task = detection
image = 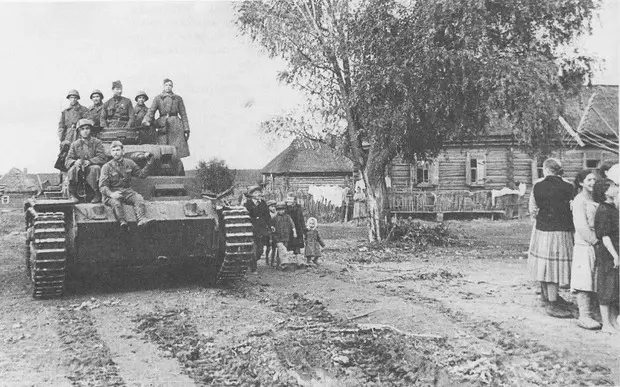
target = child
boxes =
[271,202,297,270]
[304,217,325,266]
[266,200,278,267]
[593,178,619,333]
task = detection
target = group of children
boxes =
[263,200,326,270]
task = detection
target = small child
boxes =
[266,200,278,267]
[304,217,325,266]
[271,202,297,270]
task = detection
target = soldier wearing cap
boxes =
[143,78,191,158]
[86,89,104,132]
[244,185,270,273]
[101,80,134,129]
[58,89,88,145]
[65,119,106,203]
[133,91,155,144]
[99,141,155,229]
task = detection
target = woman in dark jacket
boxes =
[528,158,575,318]
[285,193,307,265]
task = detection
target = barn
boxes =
[261,138,354,196]
[387,85,619,218]
[0,168,40,211]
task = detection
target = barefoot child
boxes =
[304,217,325,266]
[593,178,619,333]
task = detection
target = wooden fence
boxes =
[388,189,524,218]
[262,189,341,223]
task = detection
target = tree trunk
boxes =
[360,165,389,242]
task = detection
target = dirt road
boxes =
[0,213,617,386]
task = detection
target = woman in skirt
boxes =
[528,158,575,318]
[570,170,601,329]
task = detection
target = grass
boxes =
[0,211,23,235]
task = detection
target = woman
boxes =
[570,170,600,329]
[285,193,306,266]
[593,177,620,333]
[352,186,366,226]
[528,158,575,318]
[142,79,191,158]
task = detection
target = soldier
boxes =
[101,80,134,129]
[86,89,104,134]
[133,91,155,144]
[142,78,190,158]
[99,141,155,230]
[58,89,88,146]
[65,119,106,203]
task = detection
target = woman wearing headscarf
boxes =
[528,158,575,318]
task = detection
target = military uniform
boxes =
[144,92,190,158]
[101,96,134,128]
[58,91,88,144]
[86,89,105,130]
[99,145,153,227]
[133,91,154,144]
[65,136,106,199]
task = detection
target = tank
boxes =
[23,127,254,299]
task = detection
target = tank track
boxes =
[218,206,254,282]
[26,212,67,299]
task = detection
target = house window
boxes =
[416,162,430,184]
[1,195,9,205]
[536,159,544,179]
[585,159,600,169]
[466,153,486,186]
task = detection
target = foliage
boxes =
[387,218,456,247]
[194,158,235,195]
[236,0,600,238]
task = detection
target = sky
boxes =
[0,1,617,174]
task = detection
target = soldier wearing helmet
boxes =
[65,119,106,203]
[58,89,88,146]
[86,89,105,133]
[101,80,134,129]
[133,91,155,144]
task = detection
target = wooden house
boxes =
[261,138,354,195]
[387,85,618,218]
[0,168,40,210]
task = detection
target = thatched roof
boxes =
[0,168,39,193]
[262,138,354,174]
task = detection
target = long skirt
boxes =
[528,229,574,287]
[570,243,596,292]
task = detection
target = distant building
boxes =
[0,168,40,209]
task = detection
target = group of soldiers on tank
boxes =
[56,78,191,229]
[58,78,190,157]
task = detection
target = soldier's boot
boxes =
[576,292,602,330]
[136,203,155,228]
[91,190,102,204]
[113,205,129,231]
[67,184,80,203]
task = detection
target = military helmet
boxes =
[135,90,149,102]
[110,140,124,149]
[77,118,94,129]
[90,89,104,100]
[66,89,80,99]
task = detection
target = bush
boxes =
[195,158,235,195]
[387,218,455,247]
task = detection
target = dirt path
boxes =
[0,214,617,386]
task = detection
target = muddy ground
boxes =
[0,212,618,386]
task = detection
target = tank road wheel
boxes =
[28,212,67,299]
[217,206,255,283]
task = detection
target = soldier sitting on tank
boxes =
[85,89,105,135]
[101,80,134,129]
[99,141,155,230]
[65,119,106,203]
[133,91,155,144]
[58,89,88,148]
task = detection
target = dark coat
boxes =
[533,176,575,232]
[270,213,295,244]
[286,203,306,250]
[304,229,325,257]
[144,92,190,158]
[101,96,134,128]
[245,199,271,237]
[86,103,104,128]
